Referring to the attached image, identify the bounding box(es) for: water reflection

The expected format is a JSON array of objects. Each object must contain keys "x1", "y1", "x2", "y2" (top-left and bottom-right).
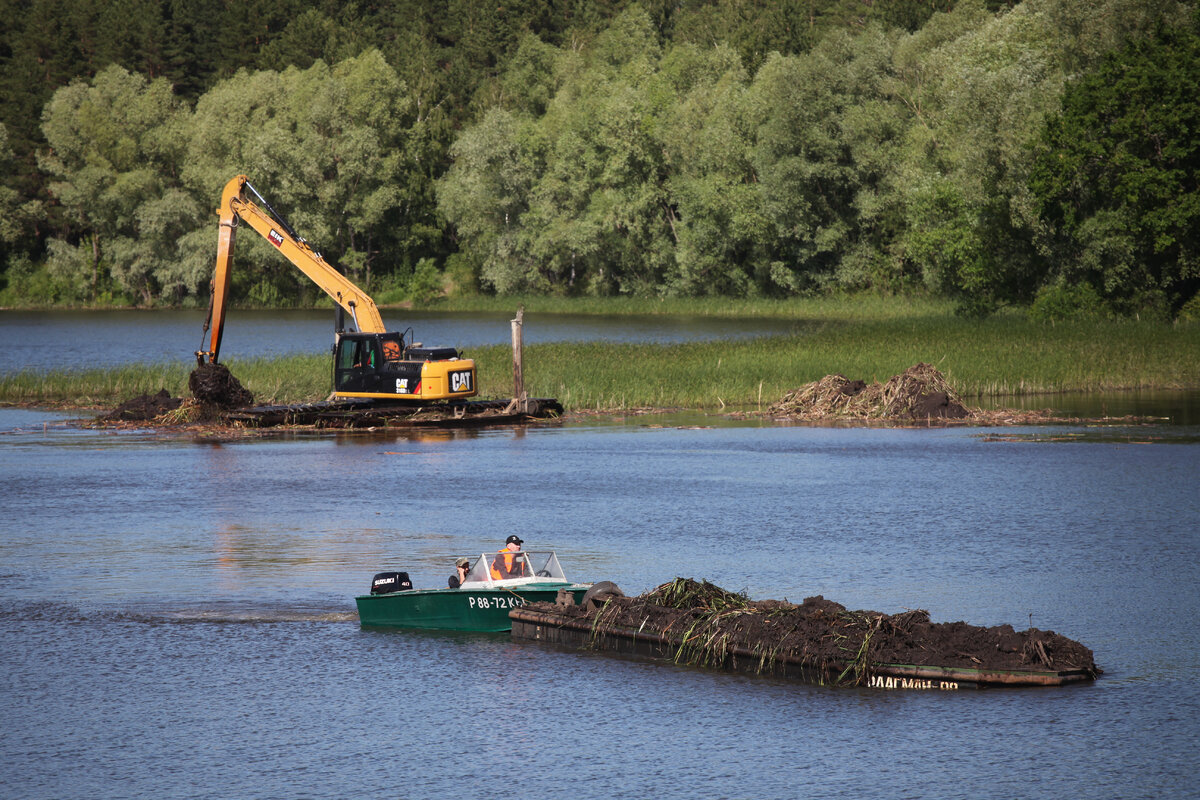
[
  {"x1": 976, "y1": 388, "x2": 1200, "y2": 426},
  {"x1": 976, "y1": 428, "x2": 1200, "y2": 444}
]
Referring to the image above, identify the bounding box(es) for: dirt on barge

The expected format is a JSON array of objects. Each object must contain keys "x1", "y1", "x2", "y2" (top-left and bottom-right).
[{"x1": 511, "y1": 579, "x2": 1100, "y2": 690}]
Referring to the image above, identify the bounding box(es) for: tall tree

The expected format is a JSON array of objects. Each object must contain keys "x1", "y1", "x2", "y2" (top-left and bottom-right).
[
  {"x1": 437, "y1": 108, "x2": 535, "y2": 293},
  {"x1": 0, "y1": 0, "x2": 87, "y2": 201},
  {"x1": 892, "y1": 0, "x2": 1190, "y2": 314},
  {"x1": 440, "y1": 6, "x2": 678, "y2": 296},
  {"x1": 182, "y1": 50, "x2": 416, "y2": 294},
  {"x1": 661, "y1": 43, "x2": 763, "y2": 296},
  {"x1": 0, "y1": 124, "x2": 43, "y2": 257},
  {"x1": 39, "y1": 66, "x2": 191, "y2": 302},
  {"x1": 747, "y1": 26, "x2": 907, "y2": 295},
  {"x1": 1031, "y1": 19, "x2": 1200, "y2": 315},
  {"x1": 92, "y1": 0, "x2": 169, "y2": 78}
]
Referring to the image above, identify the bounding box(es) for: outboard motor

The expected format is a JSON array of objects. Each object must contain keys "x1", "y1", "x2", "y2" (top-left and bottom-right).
[{"x1": 370, "y1": 571, "x2": 413, "y2": 594}]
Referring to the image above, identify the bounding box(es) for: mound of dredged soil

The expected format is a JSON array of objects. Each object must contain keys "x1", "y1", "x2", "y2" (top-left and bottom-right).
[
  {"x1": 532, "y1": 579, "x2": 1099, "y2": 681},
  {"x1": 102, "y1": 388, "x2": 183, "y2": 421},
  {"x1": 188, "y1": 363, "x2": 254, "y2": 409},
  {"x1": 770, "y1": 363, "x2": 970, "y2": 421}
]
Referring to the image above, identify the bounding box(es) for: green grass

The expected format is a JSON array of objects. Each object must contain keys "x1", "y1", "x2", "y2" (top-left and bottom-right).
[
  {"x1": 427, "y1": 292, "x2": 959, "y2": 321},
  {"x1": 3, "y1": 307, "x2": 1197, "y2": 410},
  {"x1": 0, "y1": 355, "x2": 329, "y2": 408},
  {"x1": 477, "y1": 315, "x2": 1199, "y2": 410},
  {"x1": 0, "y1": 362, "x2": 196, "y2": 407}
]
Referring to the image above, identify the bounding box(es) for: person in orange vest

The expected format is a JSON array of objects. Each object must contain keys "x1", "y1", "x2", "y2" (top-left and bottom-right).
[{"x1": 490, "y1": 535, "x2": 528, "y2": 580}]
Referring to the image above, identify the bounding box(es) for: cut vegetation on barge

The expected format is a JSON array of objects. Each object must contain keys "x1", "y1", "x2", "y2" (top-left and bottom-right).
[{"x1": 510, "y1": 579, "x2": 1100, "y2": 690}]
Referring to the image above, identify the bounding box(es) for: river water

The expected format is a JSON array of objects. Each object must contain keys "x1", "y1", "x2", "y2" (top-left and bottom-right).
[
  {"x1": 0, "y1": 309, "x2": 800, "y2": 373},
  {"x1": 1, "y1": 403, "x2": 1198, "y2": 799}
]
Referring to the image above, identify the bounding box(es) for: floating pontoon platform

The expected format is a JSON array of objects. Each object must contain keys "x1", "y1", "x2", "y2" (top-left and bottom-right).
[{"x1": 225, "y1": 397, "x2": 562, "y2": 428}]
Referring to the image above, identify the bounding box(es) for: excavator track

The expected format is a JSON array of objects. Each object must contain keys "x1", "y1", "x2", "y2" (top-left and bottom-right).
[{"x1": 225, "y1": 397, "x2": 562, "y2": 429}]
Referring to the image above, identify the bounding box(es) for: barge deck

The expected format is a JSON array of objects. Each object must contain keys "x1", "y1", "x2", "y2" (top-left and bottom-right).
[
  {"x1": 508, "y1": 580, "x2": 1100, "y2": 690},
  {"x1": 226, "y1": 397, "x2": 562, "y2": 428}
]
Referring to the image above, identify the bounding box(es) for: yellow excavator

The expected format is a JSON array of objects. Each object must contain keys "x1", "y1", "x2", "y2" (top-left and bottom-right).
[{"x1": 196, "y1": 175, "x2": 477, "y2": 402}]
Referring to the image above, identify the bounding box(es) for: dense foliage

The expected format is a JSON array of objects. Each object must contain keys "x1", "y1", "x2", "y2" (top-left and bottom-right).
[
  {"x1": 1, "y1": 0, "x2": 1196, "y2": 318},
  {"x1": 1030, "y1": 20, "x2": 1200, "y2": 317}
]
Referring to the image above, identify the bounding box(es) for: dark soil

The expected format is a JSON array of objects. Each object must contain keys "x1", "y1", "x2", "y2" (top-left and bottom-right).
[
  {"x1": 101, "y1": 389, "x2": 182, "y2": 421},
  {"x1": 529, "y1": 578, "x2": 1099, "y2": 681},
  {"x1": 188, "y1": 363, "x2": 254, "y2": 409}
]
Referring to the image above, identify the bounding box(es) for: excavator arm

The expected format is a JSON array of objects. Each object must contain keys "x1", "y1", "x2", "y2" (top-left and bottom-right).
[
  {"x1": 195, "y1": 175, "x2": 477, "y2": 403},
  {"x1": 197, "y1": 174, "x2": 385, "y2": 365}
]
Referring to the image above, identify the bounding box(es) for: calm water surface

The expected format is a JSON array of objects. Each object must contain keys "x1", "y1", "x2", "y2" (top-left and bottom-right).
[
  {"x1": 0, "y1": 309, "x2": 800, "y2": 373},
  {"x1": 1, "y1": 409, "x2": 1198, "y2": 799}
]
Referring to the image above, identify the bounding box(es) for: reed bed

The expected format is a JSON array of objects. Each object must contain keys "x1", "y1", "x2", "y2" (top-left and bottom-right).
[
  {"x1": 472, "y1": 316, "x2": 1199, "y2": 410},
  {"x1": 3, "y1": 313, "x2": 1196, "y2": 410},
  {"x1": 0, "y1": 354, "x2": 328, "y2": 407},
  {"x1": 0, "y1": 363, "x2": 194, "y2": 407}
]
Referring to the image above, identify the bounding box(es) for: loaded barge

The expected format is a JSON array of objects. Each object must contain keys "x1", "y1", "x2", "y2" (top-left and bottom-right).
[{"x1": 508, "y1": 579, "x2": 1100, "y2": 690}]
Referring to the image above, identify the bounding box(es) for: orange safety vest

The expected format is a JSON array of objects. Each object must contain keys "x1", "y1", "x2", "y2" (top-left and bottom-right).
[{"x1": 490, "y1": 549, "x2": 526, "y2": 580}]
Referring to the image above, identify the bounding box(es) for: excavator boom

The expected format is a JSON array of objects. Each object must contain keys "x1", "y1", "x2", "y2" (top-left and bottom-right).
[
  {"x1": 199, "y1": 175, "x2": 384, "y2": 364},
  {"x1": 197, "y1": 175, "x2": 476, "y2": 403}
]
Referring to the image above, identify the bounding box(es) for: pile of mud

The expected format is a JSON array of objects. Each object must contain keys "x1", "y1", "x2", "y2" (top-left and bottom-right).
[
  {"x1": 770, "y1": 363, "x2": 970, "y2": 421},
  {"x1": 531, "y1": 578, "x2": 1099, "y2": 682},
  {"x1": 102, "y1": 389, "x2": 183, "y2": 421},
  {"x1": 188, "y1": 363, "x2": 254, "y2": 409},
  {"x1": 96, "y1": 364, "x2": 253, "y2": 426}
]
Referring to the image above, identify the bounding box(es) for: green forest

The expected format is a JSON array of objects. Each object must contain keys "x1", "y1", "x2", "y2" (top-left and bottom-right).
[{"x1": 1, "y1": 0, "x2": 1197, "y2": 319}]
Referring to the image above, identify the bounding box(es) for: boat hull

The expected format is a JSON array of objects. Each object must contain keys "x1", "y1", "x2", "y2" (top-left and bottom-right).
[{"x1": 356, "y1": 583, "x2": 590, "y2": 632}]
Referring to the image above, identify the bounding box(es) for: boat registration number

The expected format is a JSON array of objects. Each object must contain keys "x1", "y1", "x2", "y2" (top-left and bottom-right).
[
  {"x1": 867, "y1": 675, "x2": 960, "y2": 691},
  {"x1": 468, "y1": 596, "x2": 524, "y2": 610}
]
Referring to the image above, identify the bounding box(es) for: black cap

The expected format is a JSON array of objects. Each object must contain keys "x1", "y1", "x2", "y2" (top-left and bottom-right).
[{"x1": 505, "y1": 535, "x2": 524, "y2": 546}]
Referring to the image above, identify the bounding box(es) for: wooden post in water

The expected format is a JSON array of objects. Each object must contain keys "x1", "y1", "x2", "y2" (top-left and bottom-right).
[{"x1": 510, "y1": 306, "x2": 528, "y2": 414}]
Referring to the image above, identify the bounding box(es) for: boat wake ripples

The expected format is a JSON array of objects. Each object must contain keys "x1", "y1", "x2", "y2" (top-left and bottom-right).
[{"x1": 0, "y1": 599, "x2": 358, "y2": 625}]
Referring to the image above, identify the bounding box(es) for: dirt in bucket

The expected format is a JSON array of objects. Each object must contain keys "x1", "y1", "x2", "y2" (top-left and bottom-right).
[{"x1": 188, "y1": 363, "x2": 254, "y2": 409}]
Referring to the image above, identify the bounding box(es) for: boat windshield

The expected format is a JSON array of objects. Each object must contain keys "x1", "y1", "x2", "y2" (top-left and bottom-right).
[{"x1": 459, "y1": 550, "x2": 567, "y2": 586}]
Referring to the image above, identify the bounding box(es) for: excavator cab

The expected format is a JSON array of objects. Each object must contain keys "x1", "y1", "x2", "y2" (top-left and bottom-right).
[{"x1": 333, "y1": 332, "x2": 476, "y2": 401}]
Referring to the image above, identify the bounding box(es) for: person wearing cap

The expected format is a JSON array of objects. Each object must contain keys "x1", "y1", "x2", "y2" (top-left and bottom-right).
[
  {"x1": 448, "y1": 557, "x2": 471, "y2": 588},
  {"x1": 490, "y1": 535, "x2": 528, "y2": 580}
]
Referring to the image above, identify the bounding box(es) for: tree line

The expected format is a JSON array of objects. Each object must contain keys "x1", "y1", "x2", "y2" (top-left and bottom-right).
[{"x1": 1, "y1": 0, "x2": 1197, "y2": 319}]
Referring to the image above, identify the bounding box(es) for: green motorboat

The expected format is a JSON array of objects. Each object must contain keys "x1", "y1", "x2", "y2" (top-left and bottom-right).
[{"x1": 355, "y1": 550, "x2": 592, "y2": 632}]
